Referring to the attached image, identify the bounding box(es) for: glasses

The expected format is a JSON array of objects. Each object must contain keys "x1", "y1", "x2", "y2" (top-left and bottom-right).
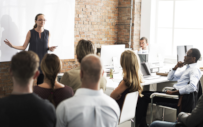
[{"x1": 37, "y1": 19, "x2": 46, "y2": 22}]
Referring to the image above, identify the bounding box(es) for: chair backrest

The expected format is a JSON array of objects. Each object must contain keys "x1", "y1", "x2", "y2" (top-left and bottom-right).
[{"x1": 119, "y1": 91, "x2": 139, "y2": 124}]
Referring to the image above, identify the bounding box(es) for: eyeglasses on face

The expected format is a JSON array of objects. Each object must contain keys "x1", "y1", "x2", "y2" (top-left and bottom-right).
[{"x1": 37, "y1": 19, "x2": 46, "y2": 22}]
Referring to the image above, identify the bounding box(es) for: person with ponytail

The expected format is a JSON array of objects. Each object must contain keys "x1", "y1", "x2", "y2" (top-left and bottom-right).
[
  {"x1": 4, "y1": 13, "x2": 57, "y2": 85},
  {"x1": 110, "y1": 50, "x2": 144, "y2": 110},
  {"x1": 34, "y1": 54, "x2": 74, "y2": 107}
]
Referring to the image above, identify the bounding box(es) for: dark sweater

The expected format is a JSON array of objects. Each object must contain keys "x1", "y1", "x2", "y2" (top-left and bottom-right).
[
  {"x1": 0, "y1": 93, "x2": 56, "y2": 127},
  {"x1": 34, "y1": 85, "x2": 74, "y2": 107}
]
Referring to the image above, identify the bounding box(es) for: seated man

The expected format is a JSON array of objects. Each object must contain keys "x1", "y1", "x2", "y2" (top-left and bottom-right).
[
  {"x1": 138, "y1": 37, "x2": 149, "y2": 54},
  {"x1": 167, "y1": 48, "x2": 201, "y2": 96},
  {"x1": 136, "y1": 48, "x2": 202, "y2": 127},
  {"x1": 60, "y1": 39, "x2": 106, "y2": 93},
  {"x1": 150, "y1": 94, "x2": 203, "y2": 127},
  {"x1": 56, "y1": 54, "x2": 120, "y2": 127},
  {"x1": 0, "y1": 51, "x2": 56, "y2": 127}
]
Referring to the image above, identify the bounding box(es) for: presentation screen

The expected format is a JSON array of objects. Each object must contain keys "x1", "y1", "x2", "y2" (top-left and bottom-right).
[{"x1": 0, "y1": 0, "x2": 75, "y2": 62}]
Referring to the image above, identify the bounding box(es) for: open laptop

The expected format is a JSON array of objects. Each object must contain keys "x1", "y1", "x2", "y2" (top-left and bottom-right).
[{"x1": 141, "y1": 63, "x2": 160, "y2": 80}]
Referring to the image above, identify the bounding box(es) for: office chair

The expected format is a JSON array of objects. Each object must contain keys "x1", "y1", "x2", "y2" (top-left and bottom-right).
[
  {"x1": 150, "y1": 81, "x2": 202, "y2": 124},
  {"x1": 118, "y1": 91, "x2": 139, "y2": 127}
]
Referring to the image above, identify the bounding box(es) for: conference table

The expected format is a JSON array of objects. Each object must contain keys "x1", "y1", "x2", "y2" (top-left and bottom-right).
[
  {"x1": 105, "y1": 69, "x2": 203, "y2": 96},
  {"x1": 104, "y1": 71, "x2": 169, "y2": 96},
  {"x1": 58, "y1": 69, "x2": 203, "y2": 96}
]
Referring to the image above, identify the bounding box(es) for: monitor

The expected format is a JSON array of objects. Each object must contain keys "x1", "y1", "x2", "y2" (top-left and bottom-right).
[
  {"x1": 140, "y1": 62, "x2": 151, "y2": 76},
  {"x1": 177, "y1": 45, "x2": 193, "y2": 62},
  {"x1": 101, "y1": 45, "x2": 125, "y2": 68},
  {"x1": 138, "y1": 54, "x2": 148, "y2": 63}
]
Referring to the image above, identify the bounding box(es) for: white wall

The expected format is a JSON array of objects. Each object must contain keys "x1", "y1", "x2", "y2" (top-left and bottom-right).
[{"x1": 0, "y1": 0, "x2": 75, "y2": 62}]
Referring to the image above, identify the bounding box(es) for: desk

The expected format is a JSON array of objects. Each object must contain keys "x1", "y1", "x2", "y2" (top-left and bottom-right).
[
  {"x1": 105, "y1": 75, "x2": 169, "y2": 96},
  {"x1": 105, "y1": 70, "x2": 203, "y2": 96}
]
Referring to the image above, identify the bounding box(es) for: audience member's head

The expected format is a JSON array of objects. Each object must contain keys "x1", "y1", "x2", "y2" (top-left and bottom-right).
[
  {"x1": 10, "y1": 51, "x2": 39, "y2": 86},
  {"x1": 120, "y1": 50, "x2": 143, "y2": 96},
  {"x1": 41, "y1": 54, "x2": 61, "y2": 88},
  {"x1": 80, "y1": 54, "x2": 102, "y2": 90},
  {"x1": 76, "y1": 39, "x2": 94, "y2": 63},
  {"x1": 140, "y1": 37, "x2": 148, "y2": 50},
  {"x1": 41, "y1": 54, "x2": 61, "y2": 106}
]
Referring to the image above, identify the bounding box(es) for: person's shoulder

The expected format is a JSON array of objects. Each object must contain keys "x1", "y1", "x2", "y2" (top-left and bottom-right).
[
  {"x1": 29, "y1": 29, "x2": 35, "y2": 33},
  {"x1": 64, "y1": 85, "x2": 74, "y2": 91},
  {"x1": 44, "y1": 29, "x2": 50, "y2": 33},
  {"x1": 57, "y1": 95, "x2": 75, "y2": 108},
  {"x1": 32, "y1": 93, "x2": 54, "y2": 109},
  {"x1": 44, "y1": 29, "x2": 49, "y2": 32},
  {"x1": 101, "y1": 93, "x2": 120, "y2": 115},
  {"x1": 0, "y1": 96, "x2": 10, "y2": 106},
  {"x1": 101, "y1": 93, "x2": 119, "y2": 107},
  {"x1": 33, "y1": 85, "x2": 39, "y2": 89},
  {"x1": 190, "y1": 66, "x2": 201, "y2": 74},
  {"x1": 69, "y1": 67, "x2": 80, "y2": 73},
  {"x1": 56, "y1": 85, "x2": 74, "y2": 94}
]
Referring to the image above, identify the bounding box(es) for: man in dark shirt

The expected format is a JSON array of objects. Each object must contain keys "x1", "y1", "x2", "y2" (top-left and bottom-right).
[{"x1": 0, "y1": 51, "x2": 56, "y2": 127}]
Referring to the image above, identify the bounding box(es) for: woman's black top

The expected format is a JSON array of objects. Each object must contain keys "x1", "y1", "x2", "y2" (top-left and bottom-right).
[
  {"x1": 116, "y1": 81, "x2": 131, "y2": 110},
  {"x1": 28, "y1": 29, "x2": 49, "y2": 72}
]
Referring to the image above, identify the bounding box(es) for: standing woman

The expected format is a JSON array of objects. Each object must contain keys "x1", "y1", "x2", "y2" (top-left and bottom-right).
[{"x1": 4, "y1": 14, "x2": 57, "y2": 84}]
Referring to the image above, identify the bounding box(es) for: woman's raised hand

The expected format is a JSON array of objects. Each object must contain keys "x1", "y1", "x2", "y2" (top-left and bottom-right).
[{"x1": 4, "y1": 39, "x2": 13, "y2": 48}]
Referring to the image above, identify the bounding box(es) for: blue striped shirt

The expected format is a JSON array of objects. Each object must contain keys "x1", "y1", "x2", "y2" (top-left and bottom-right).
[{"x1": 167, "y1": 63, "x2": 202, "y2": 95}]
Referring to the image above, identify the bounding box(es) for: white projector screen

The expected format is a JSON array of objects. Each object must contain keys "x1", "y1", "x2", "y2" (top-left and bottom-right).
[{"x1": 0, "y1": 0, "x2": 75, "y2": 62}]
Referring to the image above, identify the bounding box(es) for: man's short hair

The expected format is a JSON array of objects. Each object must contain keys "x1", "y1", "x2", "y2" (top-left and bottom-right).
[
  {"x1": 190, "y1": 48, "x2": 201, "y2": 62},
  {"x1": 81, "y1": 54, "x2": 102, "y2": 83},
  {"x1": 140, "y1": 37, "x2": 148, "y2": 43},
  {"x1": 76, "y1": 39, "x2": 94, "y2": 63},
  {"x1": 10, "y1": 51, "x2": 39, "y2": 86}
]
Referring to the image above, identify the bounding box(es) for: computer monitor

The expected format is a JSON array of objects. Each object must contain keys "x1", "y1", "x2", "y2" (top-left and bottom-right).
[
  {"x1": 177, "y1": 45, "x2": 193, "y2": 62},
  {"x1": 138, "y1": 54, "x2": 148, "y2": 63},
  {"x1": 101, "y1": 45, "x2": 125, "y2": 68},
  {"x1": 140, "y1": 62, "x2": 151, "y2": 76}
]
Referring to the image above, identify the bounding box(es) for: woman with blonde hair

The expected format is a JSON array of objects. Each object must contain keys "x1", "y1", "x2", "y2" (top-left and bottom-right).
[
  {"x1": 110, "y1": 50, "x2": 143, "y2": 110},
  {"x1": 34, "y1": 54, "x2": 74, "y2": 107}
]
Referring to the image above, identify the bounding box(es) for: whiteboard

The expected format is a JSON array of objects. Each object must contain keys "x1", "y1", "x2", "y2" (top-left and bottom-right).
[{"x1": 0, "y1": 0, "x2": 75, "y2": 62}]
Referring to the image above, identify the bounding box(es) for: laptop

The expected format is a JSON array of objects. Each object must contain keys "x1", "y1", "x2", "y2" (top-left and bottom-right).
[{"x1": 141, "y1": 63, "x2": 160, "y2": 80}]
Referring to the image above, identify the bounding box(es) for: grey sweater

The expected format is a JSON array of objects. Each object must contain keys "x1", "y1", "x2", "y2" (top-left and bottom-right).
[{"x1": 178, "y1": 95, "x2": 203, "y2": 127}]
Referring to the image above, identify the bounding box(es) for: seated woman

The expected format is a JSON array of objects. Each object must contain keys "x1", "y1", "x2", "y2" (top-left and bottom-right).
[
  {"x1": 60, "y1": 39, "x2": 106, "y2": 93},
  {"x1": 34, "y1": 54, "x2": 74, "y2": 107},
  {"x1": 110, "y1": 50, "x2": 143, "y2": 110}
]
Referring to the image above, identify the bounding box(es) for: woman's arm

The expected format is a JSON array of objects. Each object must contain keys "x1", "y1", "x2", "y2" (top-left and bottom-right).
[
  {"x1": 4, "y1": 31, "x2": 31, "y2": 50},
  {"x1": 110, "y1": 80, "x2": 128, "y2": 100}
]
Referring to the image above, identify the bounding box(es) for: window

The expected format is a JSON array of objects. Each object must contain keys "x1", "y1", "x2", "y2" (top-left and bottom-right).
[{"x1": 145, "y1": 0, "x2": 203, "y2": 63}]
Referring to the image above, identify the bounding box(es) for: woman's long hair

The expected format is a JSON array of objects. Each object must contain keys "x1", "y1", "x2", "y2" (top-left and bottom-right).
[
  {"x1": 33, "y1": 13, "x2": 43, "y2": 29},
  {"x1": 120, "y1": 50, "x2": 143, "y2": 97},
  {"x1": 41, "y1": 54, "x2": 61, "y2": 106}
]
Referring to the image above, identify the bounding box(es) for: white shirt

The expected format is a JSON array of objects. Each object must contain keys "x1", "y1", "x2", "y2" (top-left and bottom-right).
[
  {"x1": 138, "y1": 49, "x2": 148, "y2": 54},
  {"x1": 56, "y1": 88, "x2": 120, "y2": 127},
  {"x1": 167, "y1": 63, "x2": 201, "y2": 95}
]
